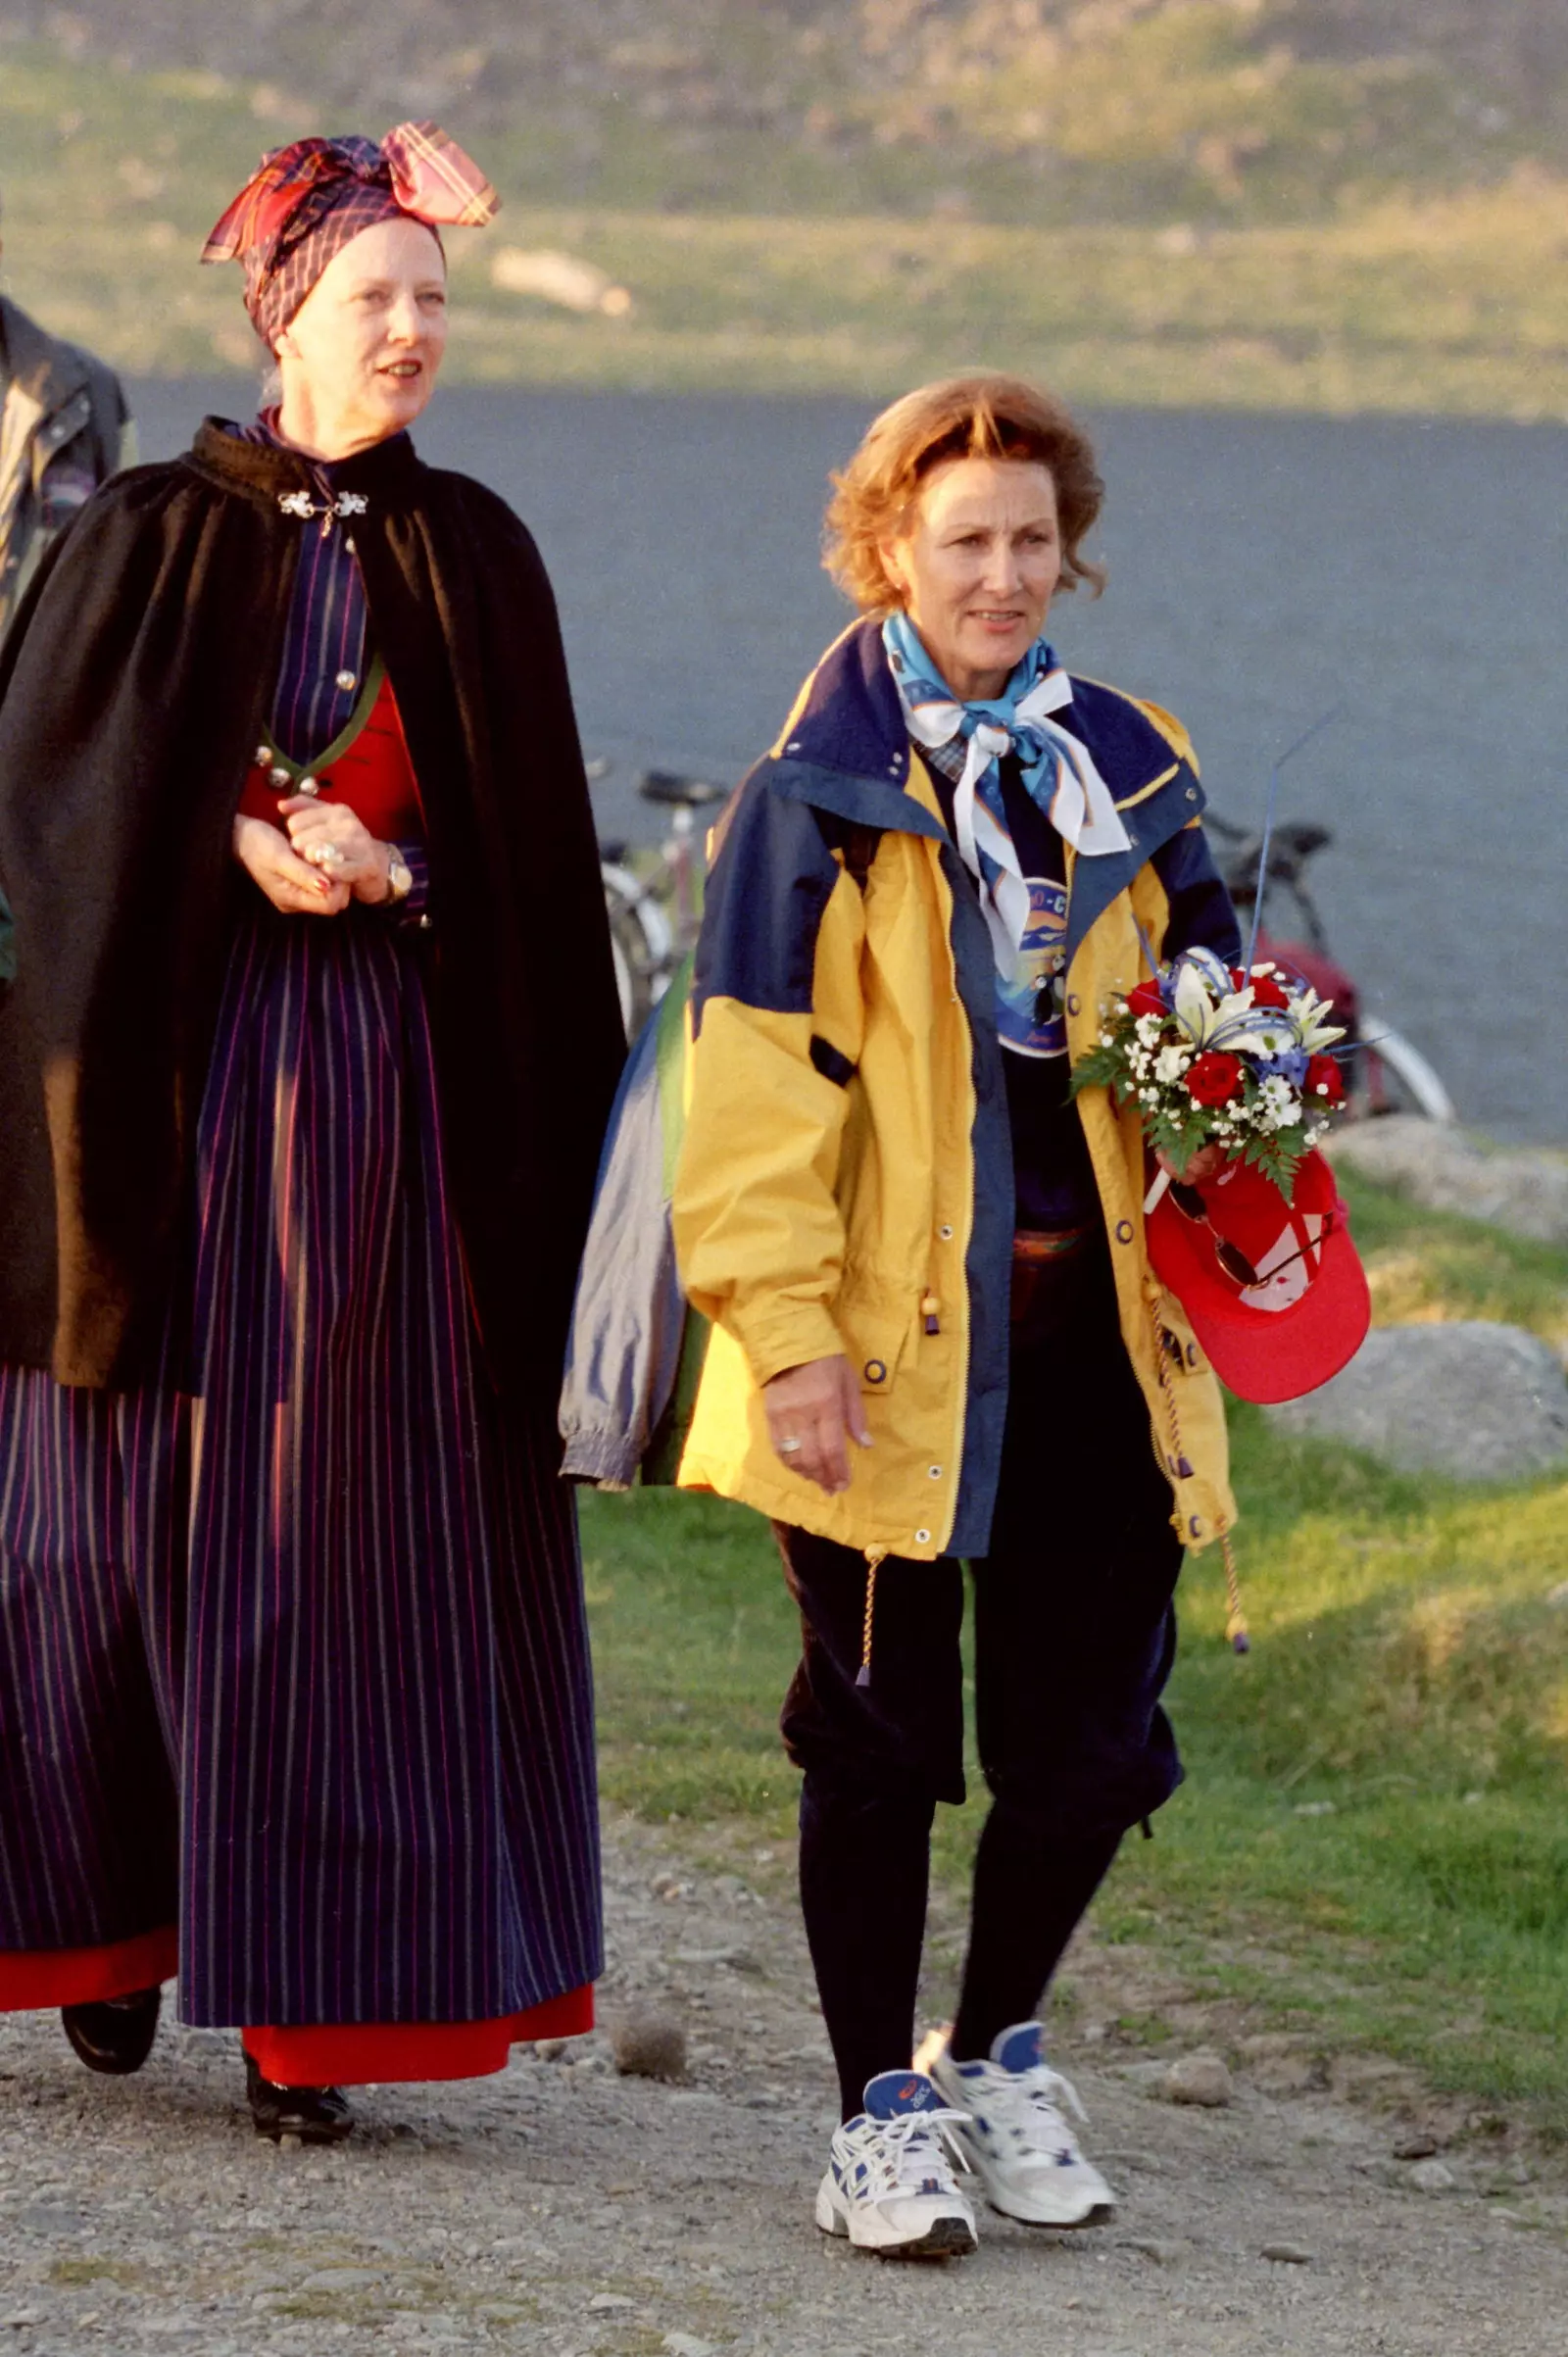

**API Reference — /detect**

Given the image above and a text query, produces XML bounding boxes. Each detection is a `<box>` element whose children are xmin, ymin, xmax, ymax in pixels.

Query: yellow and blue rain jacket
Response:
<box><xmin>561</xmin><ymin>617</ymin><xmax>1241</xmax><ymax>1565</ymax></box>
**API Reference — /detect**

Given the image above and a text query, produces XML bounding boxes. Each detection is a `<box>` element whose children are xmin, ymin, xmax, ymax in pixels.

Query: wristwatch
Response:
<box><xmin>384</xmin><ymin>848</ymin><xmax>413</xmax><ymax>906</ymax></box>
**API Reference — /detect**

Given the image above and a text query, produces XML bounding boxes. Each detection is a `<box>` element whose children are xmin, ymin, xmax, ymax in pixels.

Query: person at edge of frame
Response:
<box><xmin>0</xmin><ymin>123</ymin><xmax>624</xmax><ymax>2143</ymax></box>
<box><xmin>669</xmin><ymin>375</ymin><xmax>1243</xmax><ymax>2259</ymax></box>
<box><xmin>0</xmin><ymin>191</ymin><xmax>136</xmax><ymax>647</ymax></box>
<box><xmin>0</xmin><ymin>191</ymin><xmax>137</xmax><ymax>987</ymax></box>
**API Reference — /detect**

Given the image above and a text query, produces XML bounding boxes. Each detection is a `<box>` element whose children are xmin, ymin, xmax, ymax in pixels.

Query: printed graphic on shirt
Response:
<box><xmin>997</xmin><ymin>876</ymin><xmax>1068</xmax><ymax>1058</ymax></box>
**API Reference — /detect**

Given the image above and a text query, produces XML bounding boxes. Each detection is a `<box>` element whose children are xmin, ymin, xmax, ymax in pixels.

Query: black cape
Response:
<box><xmin>0</xmin><ymin>419</ymin><xmax>625</xmax><ymax>1399</ymax></box>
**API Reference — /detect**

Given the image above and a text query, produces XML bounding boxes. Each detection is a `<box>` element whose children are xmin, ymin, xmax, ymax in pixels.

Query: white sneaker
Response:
<box><xmin>928</xmin><ymin>2022</ymin><xmax>1114</xmax><ymax>2228</ymax></box>
<box><xmin>814</xmin><ymin>2071</ymin><xmax>978</xmax><ymax>2260</ymax></box>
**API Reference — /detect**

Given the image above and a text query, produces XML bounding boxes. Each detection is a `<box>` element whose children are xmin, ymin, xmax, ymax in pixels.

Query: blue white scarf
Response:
<box><xmin>882</xmin><ymin>610</ymin><xmax>1131</xmax><ymax>978</ymax></box>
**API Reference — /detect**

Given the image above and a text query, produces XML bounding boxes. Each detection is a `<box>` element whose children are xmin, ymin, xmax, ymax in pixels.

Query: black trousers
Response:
<box><xmin>774</xmin><ymin>1238</ymin><xmax>1184</xmax><ymax>2119</ymax></box>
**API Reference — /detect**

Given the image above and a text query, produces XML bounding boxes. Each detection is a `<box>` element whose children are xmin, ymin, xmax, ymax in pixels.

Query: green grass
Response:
<box><xmin>2</xmin><ymin>41</ymin><xmax>1567</xmax><ymax>415</ymax></box>
<box><xmin>583</xmin><ymin>1175</ymin><xmax>1568</xmax><ymax>2127</ymax></box>
<box><xmin>584</xmin><ymin>1486</ymin><xmax>798</xmax><ymax>1830</ymax></box>
<box><xmin>4</xmin><ymin>4</ymin><xmax>1561</xmax><ymax>231</ymax></box>
<box><xmin>1339</xmin><ymin>1166</ymin><xmax>1568</xmax><ymax>1355</ymax></box>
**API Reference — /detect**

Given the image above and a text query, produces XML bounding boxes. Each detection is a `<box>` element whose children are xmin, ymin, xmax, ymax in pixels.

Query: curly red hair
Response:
<box><xmin>824</xmin><ymin>372</ymin><xmax>1106</xmax><ymax>614</ymax></box>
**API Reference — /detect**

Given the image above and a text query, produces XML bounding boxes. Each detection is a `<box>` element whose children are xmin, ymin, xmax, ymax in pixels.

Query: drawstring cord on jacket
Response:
<box><xmin>1146</xmin><ymin>1297</ymin><xmax>1250</xmax><ymax>1655</ymax></box>
<box><xmin>857</xmin><ymin>1546</ymin><xmax>889</xmax><ymax>1688</ymax></box>
<box><xmin>850</xmin><ymin>1329</ymin><xmax>1247</xmax><ymax>1679</ymax></box>
<box><xmin>1221</xmin><ymin>1531</ymin><xmax>1248</xmax><ymax>1655</ymax></box>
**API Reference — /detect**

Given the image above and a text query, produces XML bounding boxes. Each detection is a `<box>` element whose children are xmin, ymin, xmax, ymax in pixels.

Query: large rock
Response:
<box><xmin>1326</xmin><ymin>1118</ymin><xmax>1568</xmax><ymax>1245</ymax></box>
<box><xmin>1267</xmin><ymin>1322</ymin><xmax>1568</xmax><ymax>1478</ymax></box>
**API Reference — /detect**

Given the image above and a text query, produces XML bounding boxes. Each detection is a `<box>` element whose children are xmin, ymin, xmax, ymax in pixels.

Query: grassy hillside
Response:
<box><xmin>2</xmin><ymin>18</ymin><xmax>1566</xmax><ymax>415</ymax></box>
<box><xmin>6</xmin><ymin>1</ymin><xmax>1566</xmax><ymax>223</ymax></box>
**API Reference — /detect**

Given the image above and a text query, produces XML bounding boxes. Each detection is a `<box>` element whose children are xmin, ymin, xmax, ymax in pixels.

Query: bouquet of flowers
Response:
<box><xmin>1069</xmin><ymin>947</ymin><xmax>1348</xmax><ymax>1200</ymax></box>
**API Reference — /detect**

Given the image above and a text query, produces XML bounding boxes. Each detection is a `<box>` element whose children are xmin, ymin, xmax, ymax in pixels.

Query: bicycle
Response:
<box><xmin>1206</xmin><ymin>810</ymin><xmax>1454</xmax><ymax>1122</ymax></box>
<box><xmin>597</xmin><ymin>766</ymin><xmax>729</xmax><ymax>1036</ymax></box>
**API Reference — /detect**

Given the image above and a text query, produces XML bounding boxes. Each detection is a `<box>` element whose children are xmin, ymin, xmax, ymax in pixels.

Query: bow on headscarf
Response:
<box><xmin>202</xmin><ymin>122</ymin><xmax>500</xmax><ymax>346</ymax></box>
<box><xmin>882</xmin><ymin>610</ymin><xmax>1132</xmax><ymax>978</ymax></box>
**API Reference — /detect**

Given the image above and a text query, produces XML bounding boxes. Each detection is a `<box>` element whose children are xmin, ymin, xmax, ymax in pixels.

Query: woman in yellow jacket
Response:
<box><xmin>671</xmin><ymin>375</ymin><xmax>1242</xmax><ymax>2260</ymax></box>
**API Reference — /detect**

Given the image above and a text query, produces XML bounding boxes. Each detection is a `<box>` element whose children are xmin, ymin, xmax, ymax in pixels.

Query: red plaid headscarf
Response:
<box><xmin>202</xmin><ymin>122</ymin><xmax>500</xmax><ymax>347</ymax></box>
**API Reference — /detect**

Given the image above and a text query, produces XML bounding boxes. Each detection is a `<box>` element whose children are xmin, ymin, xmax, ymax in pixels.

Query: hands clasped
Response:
<box><xmin>232</xmin><ymin>798</ymin><xmax>396</xmax><ymax>917</ymax></box>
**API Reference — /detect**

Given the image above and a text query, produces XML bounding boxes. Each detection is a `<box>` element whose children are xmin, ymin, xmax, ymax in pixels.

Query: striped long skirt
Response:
<box><xmin>0</xmin><ymin>905</ymin><xmax>602</xmax><ymax>2082</ymax></box>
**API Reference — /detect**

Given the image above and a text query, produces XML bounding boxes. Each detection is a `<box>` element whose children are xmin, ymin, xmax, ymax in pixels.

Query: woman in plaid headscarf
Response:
<box><xmin>0</xmin><ymin>128</ymin><xmax>624</xmax><ymax>2141</ymax></box>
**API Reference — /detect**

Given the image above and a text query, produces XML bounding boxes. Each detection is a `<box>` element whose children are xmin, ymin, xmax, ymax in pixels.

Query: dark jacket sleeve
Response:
<box><xmin>1152</xmin><ymin>820</ymin><xmax>1242</xmax><ymax>966</ymax></box>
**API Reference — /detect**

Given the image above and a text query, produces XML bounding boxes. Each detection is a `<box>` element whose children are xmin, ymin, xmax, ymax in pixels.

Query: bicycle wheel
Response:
<box><xmin>1356</xmin><ymin>1019</ymin><xmax>1456</xmax><ymax>1123</ymax></box>
<box><xmin>602</xmin><ymin>863</ymin><xmax>673</xmax><ymax>1038</ymax></box>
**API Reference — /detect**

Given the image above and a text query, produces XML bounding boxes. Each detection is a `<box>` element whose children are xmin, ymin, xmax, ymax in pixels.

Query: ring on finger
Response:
<box><xmin>777</xmin><ymin>1436</ymin><xmax>804</xmax><ymax>1456</ymax></box>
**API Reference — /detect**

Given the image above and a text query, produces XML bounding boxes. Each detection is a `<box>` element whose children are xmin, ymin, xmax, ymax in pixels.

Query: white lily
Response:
<box><xmin>1169</xmin><ymin>955</ymin><xmax>1255</xmax><ymax>1051</ymax></box>
<box><xmin>1292</xmin><ymin>987</ymin><xmax>1347</xmax><ymax>1053</ymax></box>
<box><xmin>1165</xmin><ymin>949</ymin><xmax>1346</xmax><ymax>1059</ymax></box>
<box><xmin>1212</xmin><ymin>1012</ymin><xmax>1299</xmax><ymax>1057</ymax></box>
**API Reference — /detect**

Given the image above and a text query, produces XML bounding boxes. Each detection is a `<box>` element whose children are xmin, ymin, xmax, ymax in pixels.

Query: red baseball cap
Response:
<box><xmin>1145</xmin><ymin>1149</ymin><xmax>1370</xmax><ymax>1404</ymax></box>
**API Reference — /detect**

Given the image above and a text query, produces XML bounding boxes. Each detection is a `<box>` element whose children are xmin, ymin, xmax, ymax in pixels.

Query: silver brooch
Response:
<box><xmin>276</xmin><ymin>490</ymin><xmax>370</xmax><ymax>525</ymax></box>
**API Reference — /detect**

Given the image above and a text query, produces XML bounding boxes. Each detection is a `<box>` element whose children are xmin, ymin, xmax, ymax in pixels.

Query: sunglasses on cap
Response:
<box><xmin>1168</xmin><ymin>1180</ymin><xmax>1337</xmax><ymax>1294</ymax></box>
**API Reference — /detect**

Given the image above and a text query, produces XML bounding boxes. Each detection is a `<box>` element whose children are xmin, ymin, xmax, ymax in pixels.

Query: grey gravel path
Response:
<box><xmin>2</xmin><ymin>1814</ymin><xmax>1565</xmax><ymax>2356</ymax></box>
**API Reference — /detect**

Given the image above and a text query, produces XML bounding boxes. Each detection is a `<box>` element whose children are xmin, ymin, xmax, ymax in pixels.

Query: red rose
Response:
<box><xmin>1127</xmin><ymin>981</ymin><xmax>1165</xmax><ymax>1017</ymax></box>
<box><xmin>1187</xmin><ymin>1051</ymin><xmax>1245</xmax><ymax>1107</ymax></box>
<box><xmin>1231</xmin><ymin>966</ymin><xmax>1290</xmax><ymax>1007</ymax></box>
<box><xmin>1305</xmin><ymin>1053</ymin><xmax>1346</xmax><ymax>1107</ymax></box>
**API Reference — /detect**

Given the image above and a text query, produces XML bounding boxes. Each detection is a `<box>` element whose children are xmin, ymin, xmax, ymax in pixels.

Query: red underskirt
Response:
<box><xmin>243</xmin><ymin>1988</ymin><xmax>595</xmax><ymax>2087</ymax></box>
<box><xmin>0</xmin><ymin>1933</ymin><xmax>593</xmax><ymax>2086</ymax></box>
<box><xmin>0</xmin><ymin>1926</ymin><xmax>179</xmax><ymax>2009</ymax></box>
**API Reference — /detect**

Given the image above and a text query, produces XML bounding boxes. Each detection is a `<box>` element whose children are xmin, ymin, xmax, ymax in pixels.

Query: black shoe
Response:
<box><xmin>245</xmin><ymin>2052</ymin><xmax>355</xmax><ymax>2144</ymax></box>
<box><xmin>61</xmin><ymin>1986</ymin><xmax>162</xmax><ymax>2076</ymax></box>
